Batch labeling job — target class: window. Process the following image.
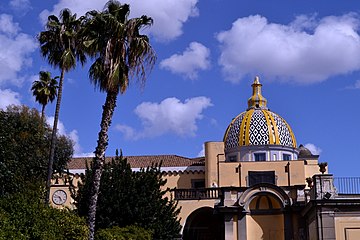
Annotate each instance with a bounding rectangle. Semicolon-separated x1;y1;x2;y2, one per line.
191;179;205;189
283;154;291;161
228;155;237;162
254;153;266;161
248;171;276;186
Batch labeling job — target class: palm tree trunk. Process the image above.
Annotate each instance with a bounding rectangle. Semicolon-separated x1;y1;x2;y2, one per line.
45;68;65;204
41;104;46;123
88;90;118;240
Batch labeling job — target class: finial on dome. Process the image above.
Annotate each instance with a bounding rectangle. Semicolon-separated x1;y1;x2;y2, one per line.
247;76;268;109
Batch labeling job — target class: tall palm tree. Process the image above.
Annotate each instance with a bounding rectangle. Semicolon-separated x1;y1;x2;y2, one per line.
38;8;86;204
81;1;156;239
31;71;58;121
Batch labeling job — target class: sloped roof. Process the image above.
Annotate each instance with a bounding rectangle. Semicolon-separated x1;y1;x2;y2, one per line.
67;155;205;170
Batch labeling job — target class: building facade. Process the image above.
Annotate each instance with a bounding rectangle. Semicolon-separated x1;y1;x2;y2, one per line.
51;77;360;240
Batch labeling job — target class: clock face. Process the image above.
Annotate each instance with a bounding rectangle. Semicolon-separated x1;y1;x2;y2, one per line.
52;190;67;205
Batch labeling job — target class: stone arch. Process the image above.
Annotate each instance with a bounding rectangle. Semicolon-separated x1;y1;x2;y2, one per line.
238;183;291;212
182;206;224;240
237;183;292;240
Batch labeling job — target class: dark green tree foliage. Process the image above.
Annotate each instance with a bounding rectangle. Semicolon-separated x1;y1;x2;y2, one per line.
75;152;181;240
53;134;74;172
95;226;152;240
0;105;73;196
0;187;88;239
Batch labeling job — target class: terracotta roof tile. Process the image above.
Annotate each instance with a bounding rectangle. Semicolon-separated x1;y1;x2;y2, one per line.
67;155;205;169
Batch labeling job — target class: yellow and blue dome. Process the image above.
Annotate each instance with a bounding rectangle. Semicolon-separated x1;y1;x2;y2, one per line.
224;77;296;151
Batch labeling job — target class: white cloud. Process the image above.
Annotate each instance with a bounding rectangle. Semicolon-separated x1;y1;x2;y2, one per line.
47;116;66;135
9;0;31;13
68;130;81;155
0;14;37;86
217;14;360;84
304;143;322;155
39;0;198;41
0;88;21;109
345;79;360;89
160;42;210;79
354;80;360;89
197;144;205;157
39;0;103;24
290;14;318;31
115;124;137;139
0;14;20;35
115;96;212;139
130;0;199;41
46;117;92;157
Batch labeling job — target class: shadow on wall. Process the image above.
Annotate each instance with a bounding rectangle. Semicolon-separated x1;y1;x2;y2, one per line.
176;170;205;189
182;207;224;240
249;194;285;240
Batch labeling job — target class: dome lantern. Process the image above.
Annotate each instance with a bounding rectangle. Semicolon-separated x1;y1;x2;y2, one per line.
247;76;267;110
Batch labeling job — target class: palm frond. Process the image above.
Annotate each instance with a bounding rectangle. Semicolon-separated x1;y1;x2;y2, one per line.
39;7;86;71
82;0;156;94
31;71;58;106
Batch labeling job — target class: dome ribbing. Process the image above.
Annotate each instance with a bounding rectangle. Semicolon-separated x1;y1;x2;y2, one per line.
223;77;296;151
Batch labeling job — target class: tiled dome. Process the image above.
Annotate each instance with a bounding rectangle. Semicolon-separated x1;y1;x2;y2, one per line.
223;77;296;151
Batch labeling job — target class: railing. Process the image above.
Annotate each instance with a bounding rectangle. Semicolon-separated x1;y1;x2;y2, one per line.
173;188;220;200
334;177;360;194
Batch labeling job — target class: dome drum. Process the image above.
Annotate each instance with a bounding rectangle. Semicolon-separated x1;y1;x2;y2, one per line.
226;145;299;162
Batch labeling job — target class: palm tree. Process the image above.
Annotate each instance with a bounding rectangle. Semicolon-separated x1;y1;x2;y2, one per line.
38;8;86;204
81;1;156;238
31;71;58;121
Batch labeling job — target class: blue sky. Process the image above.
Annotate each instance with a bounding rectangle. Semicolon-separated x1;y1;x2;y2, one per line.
1;0;360;177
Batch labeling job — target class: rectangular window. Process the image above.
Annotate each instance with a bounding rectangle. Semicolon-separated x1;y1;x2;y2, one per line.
283;154;291;161
248;171;276;186
254;153;266;161
191;179;205;189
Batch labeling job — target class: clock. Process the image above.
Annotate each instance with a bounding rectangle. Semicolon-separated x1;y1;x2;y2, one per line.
52;189;67;205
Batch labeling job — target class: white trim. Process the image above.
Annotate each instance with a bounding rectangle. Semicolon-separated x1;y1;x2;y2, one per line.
69;169;86;174
68;165;205;175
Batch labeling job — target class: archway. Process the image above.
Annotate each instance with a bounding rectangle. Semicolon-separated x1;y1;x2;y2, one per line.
237;184;291;240
183;207;224;240
248;193;285;240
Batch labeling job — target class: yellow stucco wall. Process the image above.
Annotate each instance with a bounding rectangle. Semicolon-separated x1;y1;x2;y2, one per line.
246;214;284;240
163;171;205;200
218;160;309;187
304;159;324;184
335;216;360;240
205;141;225;187
205;141;322;188
165;144;323;191
163;171;205;189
